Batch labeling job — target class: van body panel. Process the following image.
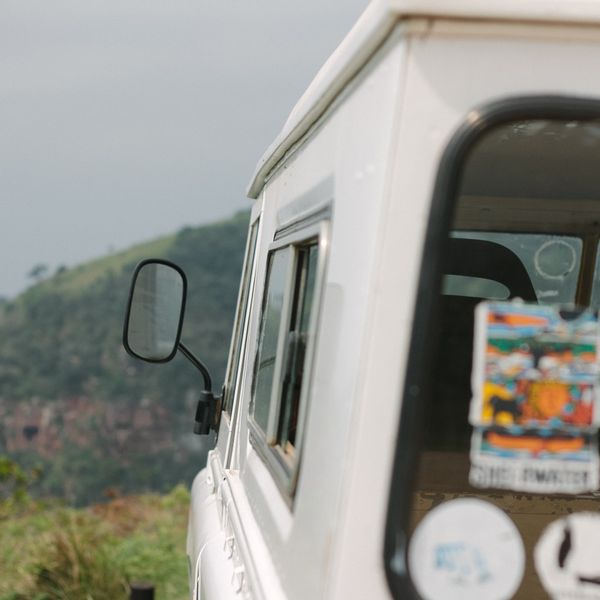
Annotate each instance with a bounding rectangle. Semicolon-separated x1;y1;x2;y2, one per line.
184;7;600;600
187;456;248;598
326;19;600;600
221;32;409;600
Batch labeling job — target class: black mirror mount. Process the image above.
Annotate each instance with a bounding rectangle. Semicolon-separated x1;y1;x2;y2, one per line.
194;390;222;435
179;342;222;435
178;342;212;391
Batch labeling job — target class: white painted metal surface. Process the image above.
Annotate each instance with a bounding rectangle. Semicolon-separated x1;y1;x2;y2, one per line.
187;4;600;600
248;0;600;199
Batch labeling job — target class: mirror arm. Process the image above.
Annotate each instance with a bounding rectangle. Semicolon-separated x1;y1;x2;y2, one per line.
178;342;212;392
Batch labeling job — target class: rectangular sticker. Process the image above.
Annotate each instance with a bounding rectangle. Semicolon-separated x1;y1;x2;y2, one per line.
469;302;600;494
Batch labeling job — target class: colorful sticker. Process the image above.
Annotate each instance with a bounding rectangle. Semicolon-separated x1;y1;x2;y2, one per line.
535;513;600;599
469;302;600;494
408;498;525;600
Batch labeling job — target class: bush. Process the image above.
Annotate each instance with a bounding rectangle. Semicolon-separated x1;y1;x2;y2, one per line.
0;486;189;600
0;455;40;519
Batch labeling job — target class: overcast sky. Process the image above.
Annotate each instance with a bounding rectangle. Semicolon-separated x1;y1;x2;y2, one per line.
1;0;368;298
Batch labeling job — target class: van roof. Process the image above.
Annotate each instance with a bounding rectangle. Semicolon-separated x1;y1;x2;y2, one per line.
247;0;600;198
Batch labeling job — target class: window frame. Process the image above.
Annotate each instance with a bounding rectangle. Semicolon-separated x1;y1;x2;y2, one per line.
222;215;262;415
383;96;600;599
248;218;329;500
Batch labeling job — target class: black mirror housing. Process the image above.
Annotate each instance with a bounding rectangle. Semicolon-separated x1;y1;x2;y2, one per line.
123;259;187;363
123;259;221;436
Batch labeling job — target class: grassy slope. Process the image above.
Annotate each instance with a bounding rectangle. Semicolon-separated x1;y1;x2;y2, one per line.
0;486;189;600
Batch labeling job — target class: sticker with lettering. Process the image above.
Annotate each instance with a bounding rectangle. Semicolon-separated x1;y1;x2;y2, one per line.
469;302;600;494
408;498;525;600
535;513;600;600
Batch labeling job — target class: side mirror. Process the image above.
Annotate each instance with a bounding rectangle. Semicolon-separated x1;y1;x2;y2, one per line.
123;259;187;363
123;259;221;436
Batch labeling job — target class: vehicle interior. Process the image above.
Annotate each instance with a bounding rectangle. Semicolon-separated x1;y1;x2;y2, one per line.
411;117;600;598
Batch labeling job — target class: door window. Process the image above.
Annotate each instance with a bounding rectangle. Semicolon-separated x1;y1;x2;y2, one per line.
252;247;291;431
276;244;319;458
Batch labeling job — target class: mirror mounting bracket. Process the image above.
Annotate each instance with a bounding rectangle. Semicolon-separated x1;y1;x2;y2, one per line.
194;390;221;435
177;342;221;435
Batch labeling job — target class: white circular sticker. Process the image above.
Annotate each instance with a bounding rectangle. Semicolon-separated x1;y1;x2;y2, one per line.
408;498;525;600
535;513;600;600
534;239;577;280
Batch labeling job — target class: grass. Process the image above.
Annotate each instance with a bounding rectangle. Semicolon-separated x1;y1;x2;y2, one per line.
0;485;190;600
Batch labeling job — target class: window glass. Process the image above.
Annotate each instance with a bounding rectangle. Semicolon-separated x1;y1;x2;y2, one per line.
388;116;600;599
589;243;600;307
451;231;582;303
442;275;509;299
277;243;318;455
252;248;290;431
249;228;325;493
223;219;259;413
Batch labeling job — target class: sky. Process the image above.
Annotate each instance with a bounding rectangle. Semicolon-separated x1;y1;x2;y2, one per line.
1;0;368;299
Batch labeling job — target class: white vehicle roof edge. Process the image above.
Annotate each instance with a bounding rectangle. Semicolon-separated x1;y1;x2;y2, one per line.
247;0;600;199
247;0;395;199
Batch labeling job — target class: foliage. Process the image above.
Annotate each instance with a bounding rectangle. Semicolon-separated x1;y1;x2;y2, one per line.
0;210;249;504
0;455;41;518
0;486;190;600
27;264;49;284
0;210;248;399
40;233;177;297
14;442;208;507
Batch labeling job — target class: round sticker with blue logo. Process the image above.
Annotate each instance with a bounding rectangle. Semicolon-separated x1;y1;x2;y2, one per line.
408;498;525;600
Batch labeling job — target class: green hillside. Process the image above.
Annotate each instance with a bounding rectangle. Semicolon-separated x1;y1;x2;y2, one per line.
38;234;178;297
0;210;250;505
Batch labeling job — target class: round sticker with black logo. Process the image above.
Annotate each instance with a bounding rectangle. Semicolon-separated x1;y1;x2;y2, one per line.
535;513;600;599
408;498;525;600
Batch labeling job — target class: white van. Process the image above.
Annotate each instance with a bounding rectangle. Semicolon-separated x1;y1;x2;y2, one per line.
123;1;600;598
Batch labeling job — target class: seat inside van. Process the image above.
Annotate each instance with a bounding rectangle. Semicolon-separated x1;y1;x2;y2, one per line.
423;238;538;455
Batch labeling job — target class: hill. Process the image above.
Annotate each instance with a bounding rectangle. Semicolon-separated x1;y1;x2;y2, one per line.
0;210;249;505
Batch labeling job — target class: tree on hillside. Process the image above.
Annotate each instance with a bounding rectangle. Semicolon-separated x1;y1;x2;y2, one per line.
27;263;49;283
